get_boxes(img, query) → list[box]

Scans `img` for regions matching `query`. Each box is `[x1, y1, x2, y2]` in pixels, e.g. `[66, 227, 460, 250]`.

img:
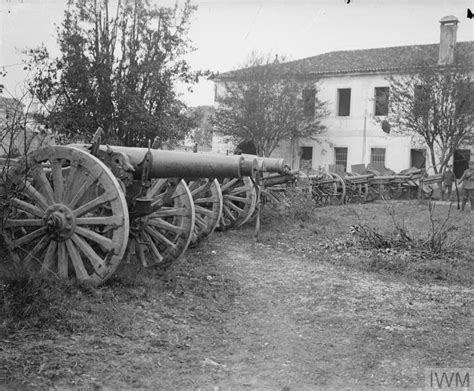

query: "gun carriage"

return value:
[0, 143, 258, 285]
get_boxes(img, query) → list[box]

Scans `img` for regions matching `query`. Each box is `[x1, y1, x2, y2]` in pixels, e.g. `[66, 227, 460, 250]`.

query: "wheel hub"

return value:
[44, 204, 76, 240]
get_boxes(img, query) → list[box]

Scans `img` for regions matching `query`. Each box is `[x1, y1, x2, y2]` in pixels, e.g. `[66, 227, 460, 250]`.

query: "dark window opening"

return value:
[375, 87, 389, 116]
[337, 88, 351, 116]
[453, 149, 470, 178]
[334, 147, 348, 172]
[300, 146, 313, 170]
[302, 88, 316, 118]
[410, 148, 426, 169]
[371, 148, 386, 166]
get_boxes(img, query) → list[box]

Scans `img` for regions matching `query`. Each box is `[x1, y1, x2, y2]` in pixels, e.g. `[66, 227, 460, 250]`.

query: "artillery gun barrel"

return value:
[242, 154, 291, 175]
[71, 145, 258, 179]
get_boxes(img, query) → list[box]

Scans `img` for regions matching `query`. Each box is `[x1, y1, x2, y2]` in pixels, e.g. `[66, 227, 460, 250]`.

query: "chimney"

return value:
[438, 15, 459, 66]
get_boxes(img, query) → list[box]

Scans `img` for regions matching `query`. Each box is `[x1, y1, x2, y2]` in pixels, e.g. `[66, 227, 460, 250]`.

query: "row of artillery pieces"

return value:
[0, 143, 443, 285]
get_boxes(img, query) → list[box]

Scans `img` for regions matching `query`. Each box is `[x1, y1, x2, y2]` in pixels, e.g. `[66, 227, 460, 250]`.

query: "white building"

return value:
[213, 16, 473, 177]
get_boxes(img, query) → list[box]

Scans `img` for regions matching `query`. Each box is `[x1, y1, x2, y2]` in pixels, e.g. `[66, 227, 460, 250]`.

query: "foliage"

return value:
[25, 0, 207, 146]
[212, 52, 327, 157]
[386, 56, 474, 173]
[188, 105, 214, 148]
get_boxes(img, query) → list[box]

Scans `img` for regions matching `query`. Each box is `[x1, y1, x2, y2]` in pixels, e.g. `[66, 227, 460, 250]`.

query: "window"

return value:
[337, 88, 351, 116]
[374, 87, 389, 116]
[302, 88, 316, 118]
[334, 147, 348, 172]
[414, 85, 430, 117]
[371, 148, 386, 165]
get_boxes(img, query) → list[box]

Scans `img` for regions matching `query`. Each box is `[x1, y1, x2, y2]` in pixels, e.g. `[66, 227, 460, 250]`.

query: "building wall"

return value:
[212, 71, 472, 174]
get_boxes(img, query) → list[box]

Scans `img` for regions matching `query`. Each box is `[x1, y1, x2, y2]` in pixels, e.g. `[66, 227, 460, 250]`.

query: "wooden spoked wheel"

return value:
[126, 179, 195, 268]
[2, 146, 129, 285]
[310, 172, 346, 207]
[218, 176, 257, 230]
[187, 178, 223, 245]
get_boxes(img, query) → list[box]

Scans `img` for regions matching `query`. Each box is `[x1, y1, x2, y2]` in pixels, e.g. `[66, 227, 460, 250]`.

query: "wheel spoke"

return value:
[57, 240, 68, 278]
[51, 160, 65, 203]
[4, 218, 44, 228]
[147, 217, 187, 234]
[194, 205, 217, 218]
[21, 235, 49, 265]
[15, 180, 50, 210]
[76, 215, 123, 226]
[62, 163, 78, 204]
[194, 214, 208, 229]
[224, 201, 244, 214]
[148, 179, 169, 198]
[193, 196, 219, 204]
[73, 188, 117, 217]
[135, 236, 147, 267]
[32, 166, 54, 205]
[10, 197, 44, 218]
[40, 240, 57, 274]
[152, 207, 188, 217]
[220, 178, 238, 192]
[65, 238, 89, 281]
[228, 185, 251, 194]
[222, 204, 237, 222]
[190, 182, 210, 196]
[224, 195, 252, 204]
[143, 231, 164, 263]
[68, 174, 98, 209]
[75, 226, 114, 251]
[145, 226, 177, 250]
[71, 233, 106, 277]
[11, 227, 48, 248]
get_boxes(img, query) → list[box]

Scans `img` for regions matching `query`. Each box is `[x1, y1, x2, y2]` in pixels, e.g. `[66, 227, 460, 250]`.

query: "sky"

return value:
[0, 0, 473, 106]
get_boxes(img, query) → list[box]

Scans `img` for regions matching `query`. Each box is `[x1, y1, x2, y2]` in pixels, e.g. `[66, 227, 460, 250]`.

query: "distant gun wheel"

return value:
[187, 178, 223, 246]
[218, 176, 257, 230]
[1, 146, 129, 285]
[310, 172, 346, 207]
[125, 179, 195, 269]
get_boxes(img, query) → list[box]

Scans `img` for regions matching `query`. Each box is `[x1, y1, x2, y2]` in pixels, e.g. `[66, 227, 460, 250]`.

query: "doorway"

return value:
[300, 146, 313, 171]
[236, 140, 257, 155]
[453, 149, 470, 178]
[410, 149, 426, 169]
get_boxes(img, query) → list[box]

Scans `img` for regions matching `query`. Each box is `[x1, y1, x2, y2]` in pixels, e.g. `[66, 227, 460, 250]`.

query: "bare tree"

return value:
[386, 57, 474, 173]
[212, 52, 327, 157]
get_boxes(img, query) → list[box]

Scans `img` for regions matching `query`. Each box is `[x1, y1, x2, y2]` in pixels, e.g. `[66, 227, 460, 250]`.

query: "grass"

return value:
[0, 198, 472, 388]
[259, 199, 473, 285]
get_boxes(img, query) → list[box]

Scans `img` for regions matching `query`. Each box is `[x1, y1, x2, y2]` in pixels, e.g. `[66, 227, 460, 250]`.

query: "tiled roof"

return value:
[216, 41, 474, 80]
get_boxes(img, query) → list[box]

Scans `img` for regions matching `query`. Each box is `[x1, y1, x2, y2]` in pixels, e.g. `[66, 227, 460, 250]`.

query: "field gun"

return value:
[1, 141, 258, 285]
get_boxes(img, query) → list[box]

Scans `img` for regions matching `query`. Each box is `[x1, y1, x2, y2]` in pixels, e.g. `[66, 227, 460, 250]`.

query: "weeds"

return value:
[1, 275, 75, 332]
[283, 182, 315, 221]
[351, 200, 459, 257]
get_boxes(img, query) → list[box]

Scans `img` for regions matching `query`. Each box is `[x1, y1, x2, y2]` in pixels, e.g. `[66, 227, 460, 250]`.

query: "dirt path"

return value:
[190, 228, 472, 389]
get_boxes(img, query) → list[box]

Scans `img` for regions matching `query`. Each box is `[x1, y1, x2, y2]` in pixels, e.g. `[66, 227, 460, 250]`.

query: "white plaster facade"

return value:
[213, 73, 433, 173]
[212, 17, 473, 175]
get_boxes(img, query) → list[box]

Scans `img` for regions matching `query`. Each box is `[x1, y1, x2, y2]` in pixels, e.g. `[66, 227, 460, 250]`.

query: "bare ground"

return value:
[0, 201, 473, 390]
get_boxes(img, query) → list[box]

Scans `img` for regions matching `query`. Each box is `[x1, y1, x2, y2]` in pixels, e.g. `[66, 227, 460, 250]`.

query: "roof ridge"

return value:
[283, 41, 474, 65]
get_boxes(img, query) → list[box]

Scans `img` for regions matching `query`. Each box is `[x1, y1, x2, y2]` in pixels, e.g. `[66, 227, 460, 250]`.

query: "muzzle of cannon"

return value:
[1, 144, 259, 285]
